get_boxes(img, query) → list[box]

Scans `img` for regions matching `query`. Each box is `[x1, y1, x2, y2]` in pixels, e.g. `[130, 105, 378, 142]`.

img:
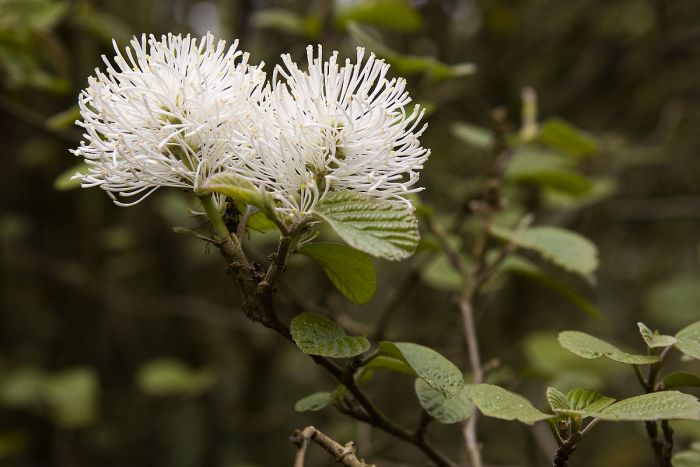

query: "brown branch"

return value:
[290, 426, 375, 467]
[200, 204, 455, 467]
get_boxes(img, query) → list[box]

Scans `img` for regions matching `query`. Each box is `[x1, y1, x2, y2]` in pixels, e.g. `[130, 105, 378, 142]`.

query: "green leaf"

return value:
[558, 331, 659, 365]
[294, 392, 335, 412]
[506, 148, 592, 195]
[645, 276, 700, 329]
[54, 162, 88, 191]
[421, 254, 464, 291]
[565, 388, 615, 416]
[135, 359, 216, 397]
[42, 368, 99, 428]
[450, 122, 493, 149]
[467, 384, 552, 424]
[0, 367, 44, 408]
[290, 313, 370, 358]
[638, 322, 677, 348]
[595, 391, 700, 421]
[200, 173, 272, 212]
[415, 379, 472, 424]
[537, 117, 599, 159]
[251, 9, 321, 38]
[46, 105, 81, 130]
[502, 256, 602, 318]
[2, 0, 69, 31]
[298, 243, 376, 304]
[363, 355, 417, 377]
[336, 0, 422, 32]
[546, 387, 570, 412]
[347, 23, 475, 80]
[491, 226, 599, 281]
[544, 387, 615, 418]
[662, 373, 700, 390]
[246, 211, 278, 233]
[673, 450, 700, 467]
[676, 321, 700, 359]
[313, 192, 419, 261]
[378, 342, 463, 397]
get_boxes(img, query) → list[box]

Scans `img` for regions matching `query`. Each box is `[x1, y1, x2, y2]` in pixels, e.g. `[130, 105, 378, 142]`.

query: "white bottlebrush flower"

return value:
[240, 45, 430, 217]
[72, 33, 265, 206]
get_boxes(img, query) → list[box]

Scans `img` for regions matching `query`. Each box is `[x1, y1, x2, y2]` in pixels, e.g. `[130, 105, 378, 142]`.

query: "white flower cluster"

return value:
[73, 33, 430, 217]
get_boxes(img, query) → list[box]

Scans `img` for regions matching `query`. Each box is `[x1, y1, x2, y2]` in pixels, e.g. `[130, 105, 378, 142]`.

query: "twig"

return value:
[199, 198, 455, 467]
[290, 426, 374, 467]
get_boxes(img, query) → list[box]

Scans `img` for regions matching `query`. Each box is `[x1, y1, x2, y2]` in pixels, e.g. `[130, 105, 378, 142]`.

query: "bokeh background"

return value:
[1, 0, 700, 466]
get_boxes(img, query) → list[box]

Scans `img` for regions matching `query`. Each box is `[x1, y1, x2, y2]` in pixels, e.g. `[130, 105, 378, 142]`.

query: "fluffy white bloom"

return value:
[72, 33, 265, 205]
[240, 45, 430, 217]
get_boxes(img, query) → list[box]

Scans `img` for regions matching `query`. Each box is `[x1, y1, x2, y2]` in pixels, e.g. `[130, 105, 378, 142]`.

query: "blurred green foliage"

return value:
[1, 0, 700, 466]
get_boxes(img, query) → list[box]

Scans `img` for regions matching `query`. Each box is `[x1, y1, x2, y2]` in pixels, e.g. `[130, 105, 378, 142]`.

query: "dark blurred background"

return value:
[1, 0, 700, 466]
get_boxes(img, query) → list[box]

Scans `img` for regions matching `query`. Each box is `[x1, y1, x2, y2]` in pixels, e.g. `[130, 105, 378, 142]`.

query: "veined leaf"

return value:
[299, 243, 376, 304]
[313, 192, 419, 261]
[595, 391, 700, 421]
[467, 384, 551, 425]
[558, 331, 659, 365]
[544, 386, 615, 418]
[379, 342, 463, 397]
[676, 321, 700, 359]
[565, 388, 615, 416]
[290, 313, 370, 358]
[415, 379, 472, 424]
[491, 226, 598, 281]
[638, 322, 677, 348]
[546, 387, 570, 412]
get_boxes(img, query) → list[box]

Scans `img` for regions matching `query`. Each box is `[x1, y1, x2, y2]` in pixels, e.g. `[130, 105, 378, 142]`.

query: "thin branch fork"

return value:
[291, 426, 375, 467]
